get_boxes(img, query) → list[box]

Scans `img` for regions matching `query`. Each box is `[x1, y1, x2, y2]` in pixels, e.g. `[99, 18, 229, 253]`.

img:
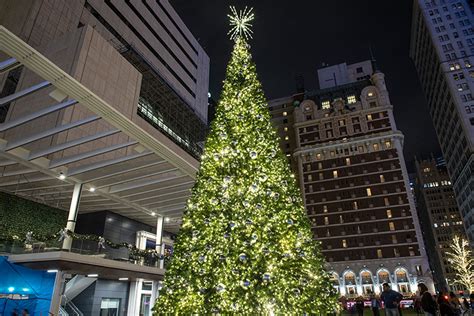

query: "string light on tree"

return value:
[446, 235, 474, 292]
[154, 7, 337, 315]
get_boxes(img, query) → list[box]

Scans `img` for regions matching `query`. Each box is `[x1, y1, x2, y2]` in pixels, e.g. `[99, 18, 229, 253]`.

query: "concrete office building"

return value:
[0, 0, 209, 315]
[269, 61, 433, 298]
[414, 157, 466, 291]
[410, 0, 474, 243]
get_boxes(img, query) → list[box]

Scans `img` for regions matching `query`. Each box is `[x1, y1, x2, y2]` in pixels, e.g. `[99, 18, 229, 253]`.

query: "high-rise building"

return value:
[410, 0, 474, 243]
[0, 1, 209, 315]
[269, 61, 433, 297]
[414, 157, 466, 291]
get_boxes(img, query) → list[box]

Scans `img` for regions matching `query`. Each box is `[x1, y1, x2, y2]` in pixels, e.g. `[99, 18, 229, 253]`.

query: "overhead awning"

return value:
[0, 26, 199, 232]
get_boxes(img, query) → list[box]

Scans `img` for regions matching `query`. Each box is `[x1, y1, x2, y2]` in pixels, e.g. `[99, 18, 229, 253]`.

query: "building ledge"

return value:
[7, 251, 165, 281]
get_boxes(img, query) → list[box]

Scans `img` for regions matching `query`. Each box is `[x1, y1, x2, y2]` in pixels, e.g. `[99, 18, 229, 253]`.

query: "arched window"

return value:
[344, 271, 357, 297]
[361, 270, 374, 295]
[395, 269, 410, 294]
[330, 272, 340, 293]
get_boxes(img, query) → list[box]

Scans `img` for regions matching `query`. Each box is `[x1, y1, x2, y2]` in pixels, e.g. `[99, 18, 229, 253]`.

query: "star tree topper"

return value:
[228, 6, 254, 41]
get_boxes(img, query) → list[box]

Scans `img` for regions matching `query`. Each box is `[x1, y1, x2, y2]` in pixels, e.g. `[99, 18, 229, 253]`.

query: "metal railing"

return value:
[62, 296, 83, 316]
[58, 306, 69, 316]
[0, 239, 169, 269]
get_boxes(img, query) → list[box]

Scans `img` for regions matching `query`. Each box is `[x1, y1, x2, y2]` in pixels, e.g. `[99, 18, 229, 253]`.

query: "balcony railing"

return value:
[0, 239, 169, 269]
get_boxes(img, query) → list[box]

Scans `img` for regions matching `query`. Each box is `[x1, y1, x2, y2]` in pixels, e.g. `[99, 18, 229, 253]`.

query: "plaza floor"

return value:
[341, 309, 419, 316]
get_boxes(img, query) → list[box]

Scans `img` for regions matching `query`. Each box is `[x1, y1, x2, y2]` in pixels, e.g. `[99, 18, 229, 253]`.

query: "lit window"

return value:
[423, 168, 430, 173]
[346, 158, 351, 166]
[324, 217, 329, 225]
[373, 143, 379, 151]
[368, 92, 374, 97]
[333, 170, 338, 178]
[316, 154, 322, 160]
[322, 100, 331, 109]
[380, 175, 385, 183]
[339, 215, 344, 224]
[367, 114, 373, 121]
[353, 201, 358, 210]
[330, 151, 335, 157]
[283, 111, 288, 116]
[285, 136, 289, 140]
[394, 248, 400, 257]
[284, 127, 288, 132]
[339, 120, 346, 126]
[342, 239, 347, 248]
[387, 209, 392, 218]
[366, 188, 372, 196]
[319, 173, 324, 180]
[392, 235, 398, 243]
[377, 249, 383, 258]
[389, 222, 395, 231]
[323, 205, 328, 213]
[385, 141, 392, 148]
[347, 95, 357, 104]
[384, 197, 390, 206]
[409, 247, 416, 256]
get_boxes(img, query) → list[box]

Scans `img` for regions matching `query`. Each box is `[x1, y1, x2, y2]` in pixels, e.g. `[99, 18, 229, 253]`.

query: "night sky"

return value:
[172, 0, 442, 172]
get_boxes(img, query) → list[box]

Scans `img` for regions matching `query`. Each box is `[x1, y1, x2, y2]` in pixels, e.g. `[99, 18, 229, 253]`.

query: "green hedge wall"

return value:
[0, 191, 67, 239]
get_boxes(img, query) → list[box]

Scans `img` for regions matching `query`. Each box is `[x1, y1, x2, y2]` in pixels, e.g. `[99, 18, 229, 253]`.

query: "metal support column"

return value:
[150, 216, 165, 314]
[155, 216, 165, 269]
[62, 183, 83, 250]
[49, 270, 65, 315]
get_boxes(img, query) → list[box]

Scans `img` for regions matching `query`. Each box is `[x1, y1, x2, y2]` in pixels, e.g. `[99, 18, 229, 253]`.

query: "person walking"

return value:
[439, 293, 456, 316]
[355, 297, 364, 316]
[462, 297, 470, 316]
[418, 283, 437, 316]
[370, 294, 381, 316]
[450, 292, 462, 316]
[380, 283, 403, 316]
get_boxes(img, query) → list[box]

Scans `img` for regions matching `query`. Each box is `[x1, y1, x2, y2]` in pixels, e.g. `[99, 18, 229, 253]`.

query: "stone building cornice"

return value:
[293, 130, 405, 157]
[293, 104, 394, 128]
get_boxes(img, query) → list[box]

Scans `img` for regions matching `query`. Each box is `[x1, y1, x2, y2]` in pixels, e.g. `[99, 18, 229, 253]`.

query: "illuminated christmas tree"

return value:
[154, 7, 337, 315]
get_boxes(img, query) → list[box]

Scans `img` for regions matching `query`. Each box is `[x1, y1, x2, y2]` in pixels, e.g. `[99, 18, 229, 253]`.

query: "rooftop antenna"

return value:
[295, 73, 305, 93]
[369, 43, 380, 73]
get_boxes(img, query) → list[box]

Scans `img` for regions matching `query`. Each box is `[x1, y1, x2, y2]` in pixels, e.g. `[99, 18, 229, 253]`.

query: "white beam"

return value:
[108, 174, 187, 194]
[1, 167, 37, 177]
[67, 151, 153, 176]
[120, 180, 194, 199]
[5, 116, 100, 150]
[0, 80, 51, 106]
[49, 141, 138, 168]
[94, 168, 178, 189]
[0, 174, 53, 187]
[29, 129, 120, 160]
[0, 57, 20, 73]
[81, 160, 165, 184]
[13, 183, 71, 192]
[129, 188, 191, 204]
[139, 196, 188, 208]
[0, 99, 78, 132]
